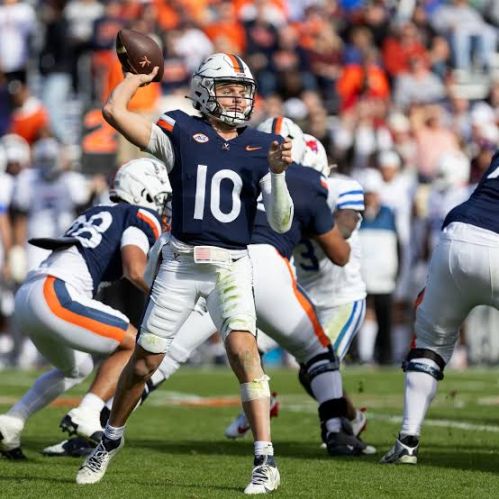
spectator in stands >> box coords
[431,0,497,74]
[392,54,446,110]
[412,104,460,181]
[8,80,50,145]
[0,0,37,83]
[38,0,73,144]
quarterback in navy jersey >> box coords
[0,159,170,460]
[381,150,499,465]
[81,52,293,493]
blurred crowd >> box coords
[1,0,499,369]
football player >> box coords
[78,54,294,494]
[380,149,499,464]
[117,117,368,456]
[0,158,169,459]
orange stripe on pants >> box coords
[43,276,125,343]
[279,252,330,347]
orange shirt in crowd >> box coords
[337,64,390,110]
[103,56,160,111]
[9,98,50,144]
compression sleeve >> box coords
[260,171,294,234]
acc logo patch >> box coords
[193,133,209,143]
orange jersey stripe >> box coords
[43,276,125,342]
[228,53,243,73]
[157,118,174,133]
[279,252,330,347]
[137,210,160,240]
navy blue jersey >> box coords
[251,165,333,258]
[443,151,499,233]
[156,110,282,249]
[61,204,160,293]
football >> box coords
[116,29,164,82]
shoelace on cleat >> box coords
[85,446,108,472]
[250,465,273,485]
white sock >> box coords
[325,417,342,433]
[254,441,273,456]
[104,423,126,441]
[310,369,343,403]
[8,368,83,423]
[358,319,377,363]
[400,359,439,437]
[79,393,105,414]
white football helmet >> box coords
[257,116,307,164]
[110,158,171,214]
[302,133,330,176]
[190,53,256,127]
[32,138,63,180]
[1,133,30,168]
[435,151,470,189]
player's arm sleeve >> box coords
[121,226,150,255]
[260,172,294,234]
[144,122,175,173]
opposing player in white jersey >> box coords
[0,159,169,459]
[380,150,499,465]
[78,54,293,494]
[11,138,92,272]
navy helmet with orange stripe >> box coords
[110,158,171,214]
[190,53,256,127]
[257,116,307,164]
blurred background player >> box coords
[0,158,169,459]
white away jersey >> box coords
[293,175,367,308]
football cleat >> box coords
[244,455,280,495]
[380,435,419,464]
[60,407,103,444]
[76,437,124,484]
[42,437,95,457]
[225,393,280,439]
[350,408,368,437]
[0,415,25,459]
[326,430,368,457]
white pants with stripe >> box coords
[415,222,499,363]
[316,299,366,361]
[138,241,256,354]
[14,274,128,377]
[157,244,334,379]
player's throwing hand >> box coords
[268,138,293,174]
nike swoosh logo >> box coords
[245,145,262,151]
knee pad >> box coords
[240,375,271,402]
[137,329,173,354]
[65,352,94,380]
[304,348,340,383]
[298,364,315,399]
[402,348,446,381]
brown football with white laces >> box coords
[116,29,164,82]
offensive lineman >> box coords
[381,150,499,464]
[77,54,294,494]
[0,159,169,458]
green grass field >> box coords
[2,366,499,498]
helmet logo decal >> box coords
[193,133,209,143]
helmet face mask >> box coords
[110,158,171,214]
[191,53,256,127]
